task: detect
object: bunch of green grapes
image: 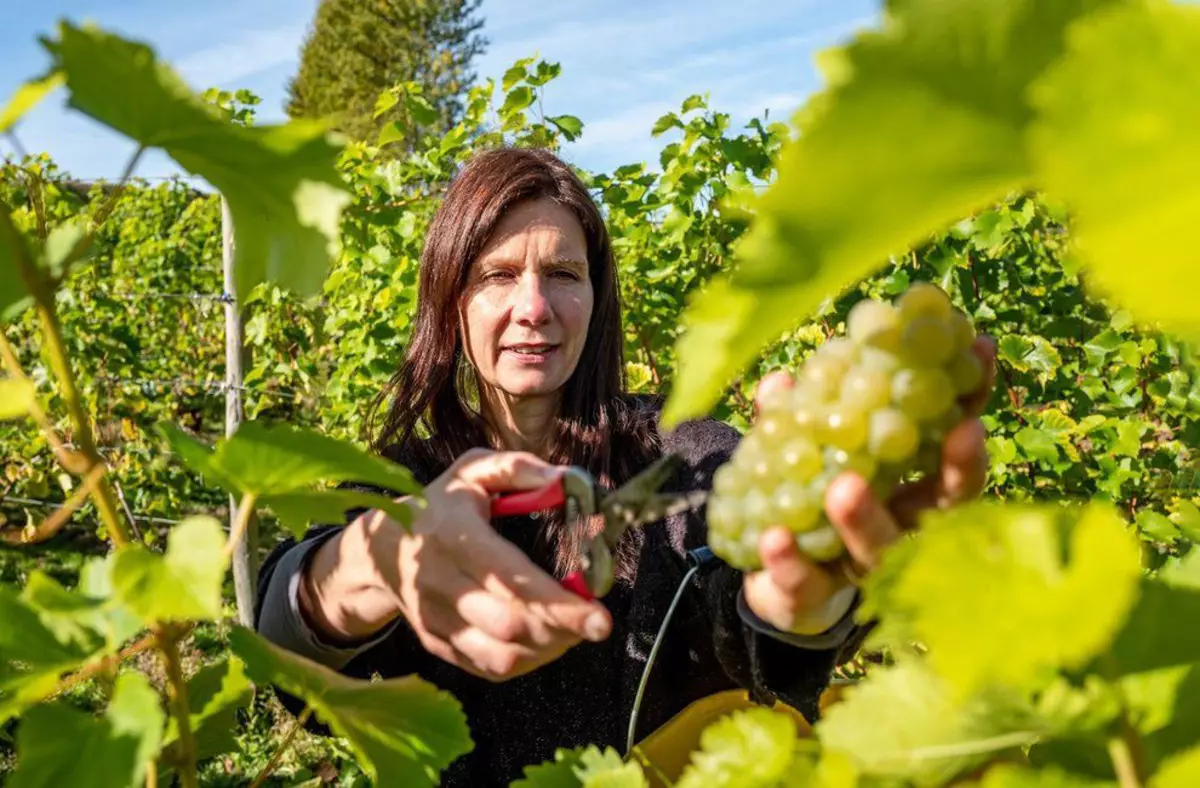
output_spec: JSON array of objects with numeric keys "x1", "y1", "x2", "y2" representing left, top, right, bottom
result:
[{"x1": 707, "y1": 283, "x2": 981, "y2": 570}]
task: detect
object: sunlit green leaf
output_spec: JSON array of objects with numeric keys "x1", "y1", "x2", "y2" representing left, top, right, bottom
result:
[
  {"x1": 501, "y1": 86, "x2": 535, "y2": 116},
  {"x1": 817, "y1": 660, "x2": 1041, "y2": 786},
  {"x1": 547, "y1": 115, "x2": 583, "y2": 141},
  {"x1": 46, "y1": 22, "x2": 351, "y2": 298},
  {"x1": 1030, "y1": 1, "x2": 1200, "y2": 338},
  {"x1": 0, "y1": 71, "x2": 63, "y2": 133},
  {"x1": 675, "y1": 707, "x2": 801, "y2": 788},
  {"x1": 512, "y1": 745, "x2": 646, "y2": 788},
  {"x1": 0, "y1": 377, "x2": 34, "y2": 419},
  {"x1": 1153, "y1": 745, "x2": 1200, "y2": 788},
  {"x1": 231, "y1": 627, "x2": 472, "y2": 786},
  {"x1": 111, "y1": 516, "x2": 227, "y2": 624},
  {"x1": 975, "y1": 764, "x2": 1115, "y2": 787},
  {"x1": 664, "y1": 0, "x2": 1113, "y2": 424},
  {"x1": 864, "y1": 502, "x2": 1142, "y2": 697},
  {"x1": 161, "y1": 421, "x2": 419, "y2": 497},
  {"x1": 404, "y1": 94, "x2": 437, "y2": 127},
  {"x1": 162, "y1": 657, "x2": 252, "y2": 763},
  {"x1": 9, "y1": 672, "x2": 164, "y2": 788},
  {"x1": 263, "y1": 488, "x2": 415, "y2": 538}
]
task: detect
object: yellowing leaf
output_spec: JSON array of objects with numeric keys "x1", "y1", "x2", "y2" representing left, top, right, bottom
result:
[
  {"x1": 867, "y1": 501, "x2": 1142, "y2": 697},
  {"x1": 663, "y1": 0, "x2": 1116, "y2": 425},
  {"x1": 675, "y1": 708, "x2": 801, "y2": 788},
  {"x1": 0, "y1": 377, "x2": 34, "y2": 420},
  {"x1": 0, "y1": 72, "x2": 63, "y2": 133},
  {"x1": 1030, "y1": 1, "x2": 1200, "y2": 338}
]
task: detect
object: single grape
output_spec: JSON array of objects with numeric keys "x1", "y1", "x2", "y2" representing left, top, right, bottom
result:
[
  {"x1": 947, "y1": 349, "x2": 984, "y2": 396},
  {"x1": 896, "y1": 281, "x2": 952, "y2": 322},
  {"x1": 710, "y1": 531, "x2": 760, "y2": 572},
  {"x1": 779, "y1": 437, "x2": 822, "y2": 483},
  {"x1": 857, "y1": 345, "x2": 901, "y2": 375},
  {"x1": 840, "y1": 366, "x2": 891, "y2": 412},
  {"x1": 868, "y1": 407, "x2": 919, "y2": 463},
  {"x1": 900, "y1": 316, "x2": 955, "y2": 367},
  {"x1": 773, "y1": 481, "x2": 820, "y2": 533},
  {"x1": 755, "y1": 413, "x2": 790, "y2": 447},
  {"x1": 797, "y1": 526, "x2": 845, "y2": 562},
  {"x1": 847, "y1": 299, "x2": 902, "y2": 351},
  {"x1": 822, "y1": 405, "x2": 868, "y2": 451},
  {"x1": 892, "y1": 366, "x2": 954, "y2": 423},
  {"x1": 800, "y1": 356, "x2": 847, "y2": 401},
  {"x1": 825, "y1": 447, "x2": 878, "y2": 482},
  {"x1": 948, "y1": 309, "x2": 976, "y2": 353}
]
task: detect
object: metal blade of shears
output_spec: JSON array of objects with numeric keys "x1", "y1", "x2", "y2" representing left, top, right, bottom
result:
[{"x1": 596, "y1": 454, "x2": 708, "y2": 545}]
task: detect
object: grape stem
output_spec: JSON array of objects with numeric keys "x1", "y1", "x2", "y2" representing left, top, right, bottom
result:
[{"x1": 1101, "y1": 654, "x2": 1147, "y2": 788}]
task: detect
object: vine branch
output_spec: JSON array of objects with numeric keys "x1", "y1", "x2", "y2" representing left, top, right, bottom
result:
[
  {"x1": 0, "y1": 328, "x2": 89, "y2": 474},
  {"x1": 223, "y1": 493, "x2": 258, "y2": 561},
  {"x1": 156, "y1": 624, "x2": 198, "y2": 788}
]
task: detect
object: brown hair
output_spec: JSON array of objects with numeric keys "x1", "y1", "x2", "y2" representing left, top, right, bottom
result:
[{"x1": 367, "y1": 147, "x2": 659, "y2": 575}]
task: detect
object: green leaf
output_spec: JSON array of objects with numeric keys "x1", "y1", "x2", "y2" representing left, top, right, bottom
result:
[
  {"x1": 47, "y1": 22, "x2": 350, "y2": 298},
  {"x1": 263, "y1": 488, "x2": 414, "y2": 539},
  {"x1": 230, "y1": 627, "x2": 472, "y2": 786},
  {"x1": 1029, "y1": 1, "x2": 1200, "y2": 338},
  {"x1": 675, "y1": 707, "x2": 799, "y2": 788},
  {"x1": 1153, "y1": 746, "x2": 1200, "y2": 788},
  {"x1": 0, "y1": 377, "x2": 34, "y2": 419},
  {"x1": 512, "y1": 746, "x2": 645, "y2": 788},
  {"x1": 817, "y1": 660, "x2": 1040, "y2": 786},
  {"x1": 864, "y1": 502, "x2": 1142, "y2": 697},
  {"x1": 681, "y1": 94, "x2": 706, "y2": 114},
  {"x1": 502, "y1": 60, "x2": 532, "y2": 91},
  {"x1": 1015, "y1": 427, "x2": 1061, "y2": 464},
  {"x1": 161, "y1": 421, "x2": 419, "y2": 497},
  {"x1": 111, "y1": 516, "x2": 227, "y2": 624},
  {"x1": 0, "y1": 205, "x2": 34, "y2": 320},
  {"x1": 377, "y1": 121, "x2": 406, "y2": 147},
  {"x1": 9, "y1": 672, "x2": 164, "y2": 788},
  {"x1": 976, "y1": 764, "x2": 1116, "y2": 787},
  {"x1": 501, "y1": 86, "x2": 535, "y2": 116},
  {"x1": 652, "y1": 112, "x2": 683, "y2": 137},
  {"x1": 1137, "y1": 510, "x2": 1181, "y2": 543},
  {"x1": 1110, "y1": 579, "x2": 1200, "y2": 675},
  {"x1": 664, "y1": 0, "x2": 1109, "y2": 424},
  {"x1": 0, "y1": 71, "x2": 63, "y2": 133},
  {"x1": 547, "y1": 114, "x2": 583, "y2": 141},
  {"x1": 162, "y1": 657, "x2": 252, "y2": 762},
  {"x1": 40, "y1": 217, "x2": 89, "y2": 278},
  {"x1": 404, "y1": 94, "x2": 438, "y2": 127}
]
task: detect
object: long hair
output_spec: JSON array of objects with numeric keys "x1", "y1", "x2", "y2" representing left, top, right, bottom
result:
[{"x1": 366, "y1": 147, "x2": 659, "y2": 576}]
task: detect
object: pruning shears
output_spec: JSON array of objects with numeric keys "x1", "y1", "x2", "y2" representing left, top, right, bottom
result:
[{"x1": 489, "y1": 454, "x2": 708, "y2": 600}]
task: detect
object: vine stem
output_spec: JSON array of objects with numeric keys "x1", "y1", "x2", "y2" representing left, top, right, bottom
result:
[
  {"x1": 1101, "y1": 654, "x2": 1147, "y2": 788},
  {"x1": 0, "y1": 328, "x2": 88, "y2": 473},
  {"x1": 0, "y1": 197, "x2": 133, "y2": 548},
  {"x1": 52, "y1": 632, "x2": 157, "y2": 698},
  {"x1": 0, "y1": 463, "x2": 105, "y2": 545},
  {"x1": 249, "y1": 706, "x2": 313, "y2": 788},
  {"x1": 156, "y1": 625, "x2": 198, "y2": 788},
  {"x1": 223, "y1": 493, "x2": 257, "y2": 561}
]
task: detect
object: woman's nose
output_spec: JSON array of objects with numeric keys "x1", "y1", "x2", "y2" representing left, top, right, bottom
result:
[{"x1": 512, "y1": 273, "x2": 553, "y2": 326}]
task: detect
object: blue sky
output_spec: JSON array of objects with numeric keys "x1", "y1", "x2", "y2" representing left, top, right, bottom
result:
[{"x1": 0, "y1": 0, "x2": 878, "y2": 182}]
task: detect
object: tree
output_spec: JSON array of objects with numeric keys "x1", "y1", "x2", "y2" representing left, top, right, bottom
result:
[{"x1": 285, "y1": 0, "x2": 486, "y2": 149}]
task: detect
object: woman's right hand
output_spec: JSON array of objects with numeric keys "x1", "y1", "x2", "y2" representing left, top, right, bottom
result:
[{"x1": 298, "y1": 448, "x2": 614, "y2": 682}]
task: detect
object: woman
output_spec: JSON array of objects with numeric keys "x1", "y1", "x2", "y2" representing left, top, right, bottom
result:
[{"x1": 255, "y1": 147, "x2": 995, "y2": 786}]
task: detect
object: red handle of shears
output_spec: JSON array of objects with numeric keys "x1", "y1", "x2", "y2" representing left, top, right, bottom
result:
[{"x1": 489, "y1": 480, "x2": 595, "y2": 601}]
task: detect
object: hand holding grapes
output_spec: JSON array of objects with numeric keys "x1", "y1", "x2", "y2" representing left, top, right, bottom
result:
[{"x1": 725, "y1": 285, "x2": 998, "y2": 634}]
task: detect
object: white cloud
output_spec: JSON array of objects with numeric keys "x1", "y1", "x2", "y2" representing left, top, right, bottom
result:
[{"x1": 175, "y1": 22, "x2": 308, "y2": 89}]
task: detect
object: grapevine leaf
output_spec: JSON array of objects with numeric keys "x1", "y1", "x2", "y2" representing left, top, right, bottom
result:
[
  {"x1": 9, "y1": 672, "x2": 164, "y2": 788},
  {"x1": 675, "y1": 707, "x2": 801, "y2": 788},
  {"x1": 974, "y1": 764, "x2": 1116, "y2": 787},
  {"x1": 0, "y1": 71, "x2": 62, "y2": 133},
  {"x1": 512, "y1": 748, "x2": 589, "y2": 788},
  {"x1": 547, "y1": 115, "x2": 583, "y2": 141},
  {"x1": 1137, "y1": 510, "x2": 1180, "y2": 543},
  {"x1": 230, "y1": 627, "x2": 472, "y2": 786},
  {"x1": 160, "y1": 421, "x2": 419, "y2": 497},
  {"x1": 76, "y1": 556, "x2": 145, "y2": 647},
  {"x1": 263, "y1": 488, "x2": 414, "y2": 539},
  {"x1": 0, "y1": 204, "x2": 34, "y2": 320},
  {"x1": 0, "y1": 584, "x2": 102, "y2": 723},
  {"x1": 501, "y1": 86, "x2": 535, "y2": 116},
  {"x1": 864, "y1": 502, "x2": 1142, "y2": 697},
  {"x1": 1109, "y1": 579, "x2": 1200, "y2": 675},
  {"x1": 664, "y1": 0, "x2": 1113, "y2": 424},
  {"x1": 46, "y1": 22, "x2": 350, "y2": 298},
  {"x1": 162, "y1": 657, "x2": 252, "y2": 763},
  {"x1": 111, "y1": 516, "x2": 227, "y2": 624},
  {"x1": 1029, "y1": 1, "x2": 1200, "y2": 338},
  {"x1": 404, "y1": 94, "x2": 438, "y2": 127},
  {"x1": 512, "y1": 746, "x2": 647, "y2": 788},
  {"x1": 1015, "y1": 427, "x2": 1061, "y2": 464},
  {"x1": 817, "y1": 660, "x2": 1041, "y2": 786},
  {"x1": 1153, "y1": 746, "x2": 1200, "y2": 788},
  {"x1": 0, "y1": 377, "x2": 34, "y2": 419}
]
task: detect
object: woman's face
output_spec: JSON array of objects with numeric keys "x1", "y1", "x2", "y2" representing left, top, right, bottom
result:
[{"x1": 461, "y1": 198, "x2": 593, "y2": 402}]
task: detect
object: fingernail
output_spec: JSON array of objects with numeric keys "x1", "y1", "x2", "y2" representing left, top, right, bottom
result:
[{"x1": 584, "y1": 610, "x2": 610, "y2": 642}]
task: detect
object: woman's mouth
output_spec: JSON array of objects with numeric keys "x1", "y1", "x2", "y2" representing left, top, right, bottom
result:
[{"x1": 503, "y1": 343, "x2": 559, "y2": 363}]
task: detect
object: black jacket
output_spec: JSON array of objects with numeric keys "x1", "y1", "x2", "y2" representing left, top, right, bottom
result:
[{"x1": 254, "y1": 413, "x2": 866, "y2": 787}]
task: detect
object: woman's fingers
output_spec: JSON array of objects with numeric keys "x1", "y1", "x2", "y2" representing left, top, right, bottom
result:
[
  {"x1": 744, "y1": 526, "x2": 839, "y2": 632},
  {"x1": 825, "y1": 471, "x2": 903, "y2": 570},
  {"x1": 454, "y1": 448, "x2": 562, "y2": 493},
  {"x1": 888, "y1": 417, "x2": 988, "y2": 531}
]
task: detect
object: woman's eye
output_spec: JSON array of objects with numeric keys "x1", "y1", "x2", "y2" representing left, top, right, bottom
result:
[
  {"x1": 483, "y1": 270, "x2": 513, "y2": 282},
  {"x1": 552, "y1": 269, "x2": 581, "y2": 281}
]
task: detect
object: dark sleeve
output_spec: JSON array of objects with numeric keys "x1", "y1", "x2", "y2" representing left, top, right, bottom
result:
[{"x1": 660, "y1": 418, "x2": 872, "y2": 723}]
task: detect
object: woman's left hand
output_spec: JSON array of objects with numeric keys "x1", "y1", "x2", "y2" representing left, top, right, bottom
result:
[{"x1": 741, "y1": 336, "x2": 998, "y2": 635}]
